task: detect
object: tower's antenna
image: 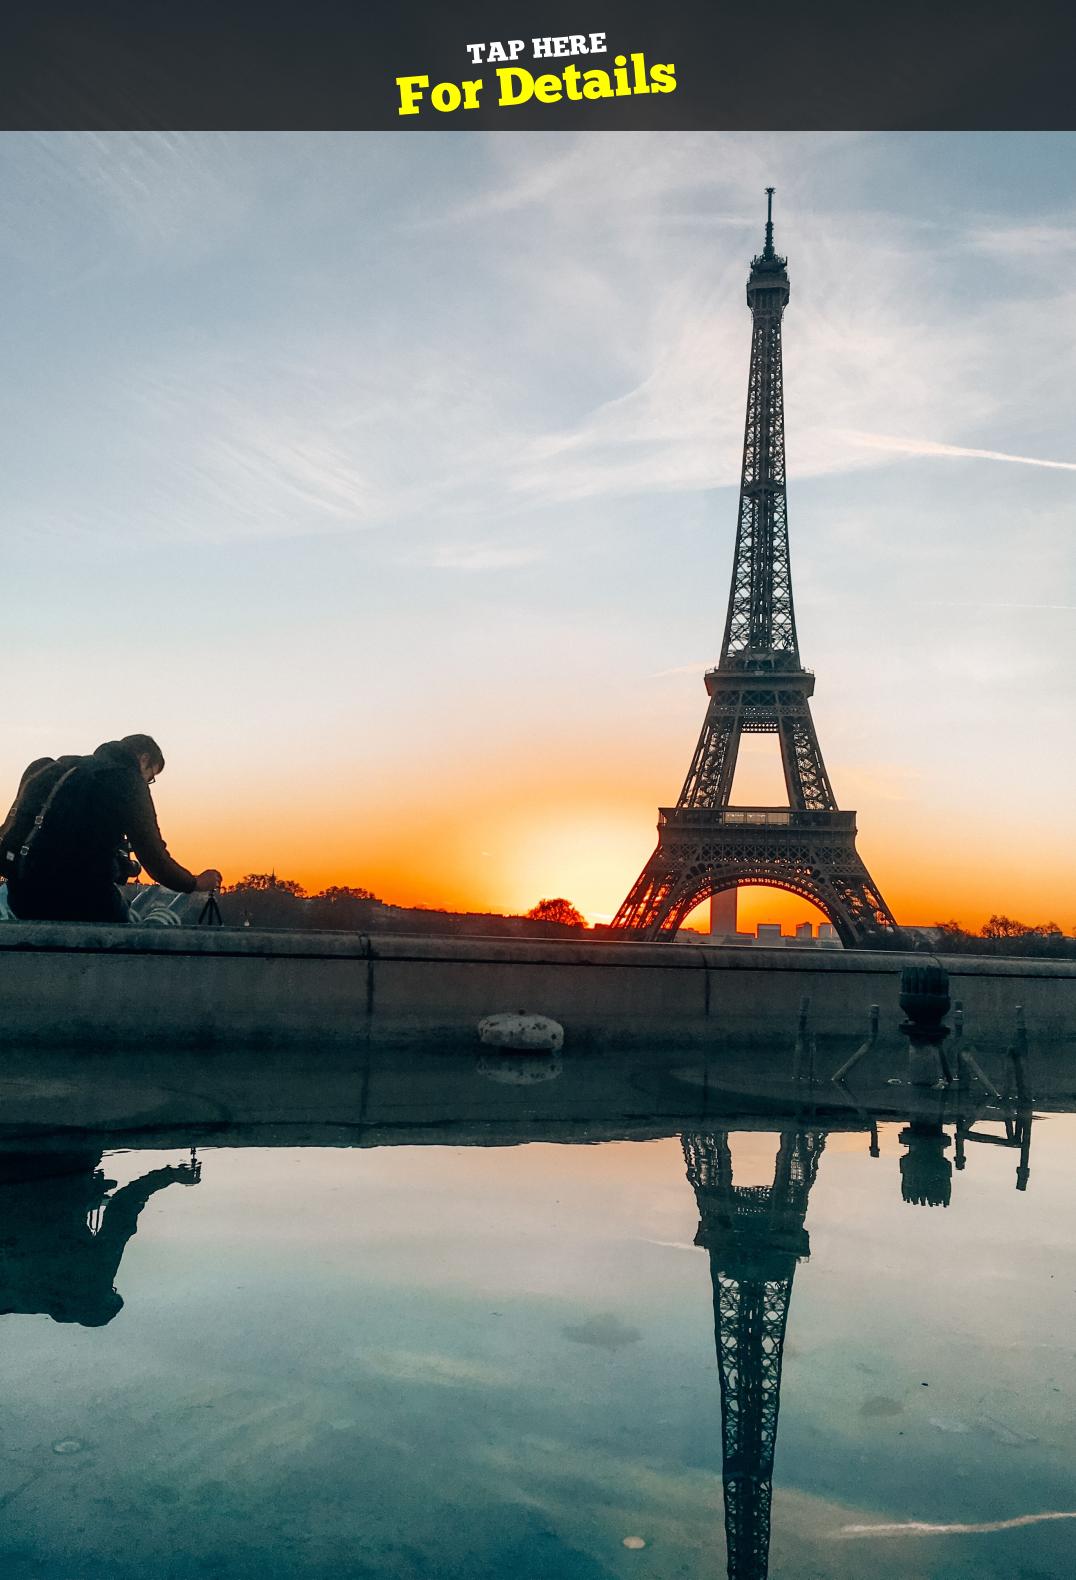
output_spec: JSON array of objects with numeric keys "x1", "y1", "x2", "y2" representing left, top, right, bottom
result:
[{"x1": 764, "y1": 186, "x2": 775, "y2": 259}]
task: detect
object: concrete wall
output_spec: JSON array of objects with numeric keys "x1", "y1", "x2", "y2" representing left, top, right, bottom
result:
[{"x1": 3, "y1": 923, "x2": 1076, "y2": 1051}]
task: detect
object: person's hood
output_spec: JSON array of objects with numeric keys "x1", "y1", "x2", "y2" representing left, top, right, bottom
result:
[{"x1": 92, "y1": 740, "x2": 141, "y2": 771}]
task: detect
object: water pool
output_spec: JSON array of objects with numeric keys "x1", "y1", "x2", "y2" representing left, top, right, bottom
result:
[{"x1": 0, "y1": 1054, "x2": 1073, "y2": 1578}]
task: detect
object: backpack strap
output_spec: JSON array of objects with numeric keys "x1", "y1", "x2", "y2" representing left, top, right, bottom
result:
[{"x1": 13, "y1": 764, "x2": 80, "y2": 875}]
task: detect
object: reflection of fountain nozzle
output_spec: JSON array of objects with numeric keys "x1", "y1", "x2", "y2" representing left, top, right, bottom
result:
[{"x1": 898, "y1": 1123, "x2": 953, "y2": 1207}]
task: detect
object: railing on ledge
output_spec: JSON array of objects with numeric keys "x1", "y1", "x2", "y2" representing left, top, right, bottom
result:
[{"x1": 659, "y1": 806, "x2": 856, "y2": 830}]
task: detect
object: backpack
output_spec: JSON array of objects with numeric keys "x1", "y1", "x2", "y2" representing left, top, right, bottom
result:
[
  {"x1": 1, "y1": 761, "x2": 60, "y2": 875},
  {"x1": 4, "y1": 764, "x2": 81, "y2": 882}
]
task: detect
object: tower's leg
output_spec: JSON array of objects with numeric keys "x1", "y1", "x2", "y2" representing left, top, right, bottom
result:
[
  {"x1": 610, "y1": 847, "x2": 682, "y2": 933},
  {"x1": 775, "y1": 705, "x2": 836, "y2": 812},
  {"x1": 820, "y1": 851, "x2": 897, "y2": 944},
  {"x1": 679, "y1": 699, "x2": 744, "y2": 809}
]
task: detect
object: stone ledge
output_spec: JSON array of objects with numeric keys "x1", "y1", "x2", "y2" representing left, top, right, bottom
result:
[
  {"x1": 2, "y1": 923, "x2": 1074, "y2": 1050},
  {"x1": 1, "y1": 921, "x2": 1076, "y2": 978}
]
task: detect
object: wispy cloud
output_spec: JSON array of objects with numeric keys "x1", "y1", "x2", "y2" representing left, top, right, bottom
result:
[
  {"x1": 969, "y1": 220, "x2": 1076, "y2": 259},
  {"x1": 648, "y1": 663, "x2": 710, "y2": 679},
  {"x1": 840, "y1": 429, "x2": 1076, "y2": 472},
  {"x1": 917, "y1": 600, "x2": 1076, "y2": 612},
  {"x1": 8, "y1": 134, "x2": 1076, "y2": 553},
  {"x1": 410, "y1": 541, "x2": 544, "y2": 571},
  {"x1": 18, "y1": 131, "x2": 262, "y2": 266}
]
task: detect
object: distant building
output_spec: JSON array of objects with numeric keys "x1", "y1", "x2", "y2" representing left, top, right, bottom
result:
[
  {"x1": 666, "y1": 916, "x2": 844, "y2": 949},
  {"x1": 709, "y1": 888, "x2": 737, "y2": 936}
]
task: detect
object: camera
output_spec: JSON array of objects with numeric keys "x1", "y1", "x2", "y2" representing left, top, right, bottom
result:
[{"x1": 113, "y1": 841, "x2": 142, "y2": 884}]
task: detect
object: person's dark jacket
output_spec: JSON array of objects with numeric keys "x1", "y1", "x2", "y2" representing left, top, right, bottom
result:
[{"x1": 7, "y1": 740, "x2": 196, "y2": 923}]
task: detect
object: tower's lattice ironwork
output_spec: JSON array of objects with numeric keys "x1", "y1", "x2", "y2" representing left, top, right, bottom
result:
[
  {"x1": 612, "y1": 192, "x2": 897, "y2": 946},
  {"x1": 684, "y1": 1128, "x2": 826, "y2": 1580}
]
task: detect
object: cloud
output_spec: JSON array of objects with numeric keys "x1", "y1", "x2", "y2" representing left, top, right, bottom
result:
[
  {"x1": 411, "y1": 541, "x2": 544, "y2": 571},
  {"x1": 839, "y1": 430, "x2": 1076, "y2": 473},
  {"x1": 648, "y1": 663, "x2": 710, "y2": 679},
  {"x1": 16, "y1": 132, "x2": 262, "y2": 266},
  {"x1": 917, "y1": 600, "x2": 1076, "y2": 613},
  {"x1": 6, "y1": 133, "x2": 1076, "y2": 562},
  {"x1": 969, "y1": 220, "x2": 1076, "y2": 259}
]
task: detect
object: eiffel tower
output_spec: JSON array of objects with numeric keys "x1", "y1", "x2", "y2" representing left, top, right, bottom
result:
[
  {"x1": 612, "y1": 192, "x2": 898, "y2": 947},
  {"x1": 683, "y1": 1128, "x2": 826, "y2": 1580}
]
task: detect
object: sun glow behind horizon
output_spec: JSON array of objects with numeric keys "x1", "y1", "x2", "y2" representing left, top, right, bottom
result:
[
  {"x1": 156, "y1": 768, "x2": 1071, "y2": 936},
  {"x1": 147, "y1": 698, "x2": 1075, "y2": 933}
]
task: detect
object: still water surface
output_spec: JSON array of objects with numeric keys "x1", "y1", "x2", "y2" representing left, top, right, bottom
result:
[{"x1": 1, "y1": 1112, "x2": 1073, "y2": 1578}]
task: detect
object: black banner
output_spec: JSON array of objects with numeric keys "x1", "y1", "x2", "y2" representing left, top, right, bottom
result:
[{"x1": 4, "y1": 0, "x2": 1076, "y2": 130}]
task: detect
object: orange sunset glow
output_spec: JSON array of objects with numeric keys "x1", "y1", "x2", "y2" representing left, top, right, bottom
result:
[{"x1": 155, "y1": 724, "x2": 1075, "y2": 936}]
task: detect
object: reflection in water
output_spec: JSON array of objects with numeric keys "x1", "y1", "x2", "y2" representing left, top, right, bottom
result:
[
  {"x1": 0, "y1": 1054, "x2": 1057, "y2": 1579},
  {"x1": 898, "y1": 1122, "x2": 953, "y2": 1207},
  {"x1": 685, "y1": 1105, "x2": 1039, "y2": 1577},
  {"x1": 685, "y1": 1130, "x2": 825, "y2": 1580},
  {"x1": 841, "y1": 1510, "x2": 1076, "y2": 1538},
  {"x1": 955, "y1": 1104, "x2": 1033, "y2": 1191},
  {"x1": 901, "y1": 1100, "x2": 1034, "y2": 1206},
  {"x1": 0, "y1": 1149, "x2": 200, "y2": 1326}
]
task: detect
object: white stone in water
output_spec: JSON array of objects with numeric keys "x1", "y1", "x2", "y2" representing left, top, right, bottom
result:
[
  {"x1": 622, "y1": 1536, "x2": 647, "y2": 1550},
  {"x1": 477, "y1": 1012, "x2": 564, "y2": 1052}
]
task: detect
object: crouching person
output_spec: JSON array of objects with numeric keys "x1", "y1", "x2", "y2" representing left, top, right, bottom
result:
[{"x1": 6, "y1": 734, "x2": 221, "y2": 925}]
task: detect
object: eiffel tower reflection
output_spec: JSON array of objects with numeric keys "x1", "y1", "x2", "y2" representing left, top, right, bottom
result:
[{"x1": 683, "y1": 1128, "x2": 826, "y2": 1580}]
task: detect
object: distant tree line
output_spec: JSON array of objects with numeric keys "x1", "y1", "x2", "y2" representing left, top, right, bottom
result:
[
  {"x1": 209, "y1": 881, "x2": 1076, "y2": 955},
  {"x1": 214, "y1": 875, "x2": 590, "y2": 936},
  {"x1": 218, "y1": 875, "x2": 381, "y2": 930},
  {"x1": 932, "y1": 915, "x2": 1076, "y2": 960}
]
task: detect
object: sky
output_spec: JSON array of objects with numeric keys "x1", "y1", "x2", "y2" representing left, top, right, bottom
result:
[{"x1": 1, "y1": 131, "x2": 1074, "y2": 931}]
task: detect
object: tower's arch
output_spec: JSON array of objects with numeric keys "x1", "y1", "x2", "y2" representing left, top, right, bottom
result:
[{"x1": 663, "y1": 872, "x2": 849, "y2": 939}]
